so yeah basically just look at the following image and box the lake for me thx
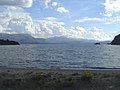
[0,44,120,70]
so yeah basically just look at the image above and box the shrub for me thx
[31,73,46,81]
[114,73,120,78]
[81,71,93,81]
[101,73,111,78]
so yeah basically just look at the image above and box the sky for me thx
[0,0,120,41]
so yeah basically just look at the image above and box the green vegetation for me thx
[0,71,120,90]
[81,71,93,81]
[114,73,120,78]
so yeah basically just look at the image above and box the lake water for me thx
[0,44,120,70]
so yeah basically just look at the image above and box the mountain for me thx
[111,34,120,45]
[45,36,97,44]
[0,33,46,44]
[46,36,75,43]
[0,34,101,44]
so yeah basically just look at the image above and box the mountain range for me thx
[0,33,111,44]
[0,33,45,44]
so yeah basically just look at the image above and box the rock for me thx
[95,43,100,45]
[0,39,20,45]
[111,34,120,45]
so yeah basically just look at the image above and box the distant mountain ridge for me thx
[0,33,46,44]
[46,36,98,44]
[0,33,103,44]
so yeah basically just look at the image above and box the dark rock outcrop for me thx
[95,43,100,45]
[0,39,20,45]
[111,34,120,45]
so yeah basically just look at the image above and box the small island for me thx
[0,39,20,45]
[95,43,100,45]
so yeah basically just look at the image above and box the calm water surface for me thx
[0,44,120,70]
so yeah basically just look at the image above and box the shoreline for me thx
[0,67,120,74]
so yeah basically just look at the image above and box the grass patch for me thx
[114,73,120,78]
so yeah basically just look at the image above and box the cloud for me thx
[64,26,110,41]
[0,6,110,41]
[75,17,102,23]
[65,26,88,39]
[44,17,58,21]
[75,16,120,24]
[42,0,58,8]
[44,0,51,8]
[0,6,34,34]
[0,25,5,33]
[51,2,58,7]
[104,0,120,17]
[0,0,32,8]
[87,27,111,41]
[33,20,65,38]
[56,7,69,13]
[33,20,111,41]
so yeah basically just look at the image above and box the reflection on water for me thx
[0,44,120,70]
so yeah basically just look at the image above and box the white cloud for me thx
[33,20,65,38]
[64,26,110,41]
[88,28,111,41]
[42,0,58,8]
[32,21,111,41]
[75,16,120,24]
[105,16,120,24]
[0,25,5,33]
[0,6,110,41]
[104,0,120,17]
[44,0,51,8]
[0,6,34,34]
[0,0,32,8]
[51,2,58,7]
[65,26,88,39]
[44,17,58,21]
[75,17,102,23]
[56,7,69,13]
